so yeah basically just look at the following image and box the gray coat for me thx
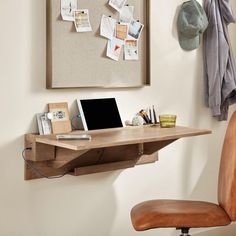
[203,0,236,121]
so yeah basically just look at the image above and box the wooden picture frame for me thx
[46,0,150,88]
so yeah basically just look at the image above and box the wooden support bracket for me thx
[24,134,166,180]
[24,134,55,161]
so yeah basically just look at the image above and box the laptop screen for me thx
[77,98,123,130]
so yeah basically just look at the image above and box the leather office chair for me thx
[131,111,236,236]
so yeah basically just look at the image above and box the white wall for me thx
[0,0,236,235]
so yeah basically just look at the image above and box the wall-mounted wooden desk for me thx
[24,125,211,180]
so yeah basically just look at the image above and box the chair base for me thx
[178,228,190,236]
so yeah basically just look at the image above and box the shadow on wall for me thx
[25,171,120,236]
[29,0,47,94]
[171,3,181,40]
[0,135,118,236]
[1,138,121,235]
[178,33,219,200]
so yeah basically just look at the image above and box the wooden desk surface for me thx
[35,125,211,151]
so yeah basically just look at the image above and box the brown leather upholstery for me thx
[131,200,231,231]
[218,111,236,221]
[131,112,236,232]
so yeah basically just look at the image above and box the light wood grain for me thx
[35,126,211,151]
[48,102,72,134]
[72,160,137,176]
[137,153,158,165]
[24,134,55,161]
[24,125,211,180]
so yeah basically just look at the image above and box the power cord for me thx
[22,148,69,179]
[96,148,105,164]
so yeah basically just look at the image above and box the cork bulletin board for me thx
[46,0,150,88]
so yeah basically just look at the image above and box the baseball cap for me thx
[177,0,208,51]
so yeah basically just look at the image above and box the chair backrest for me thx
[218,111,236,221]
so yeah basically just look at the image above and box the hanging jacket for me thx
[203,0,236,121]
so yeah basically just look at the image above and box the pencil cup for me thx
[159,115,176,128]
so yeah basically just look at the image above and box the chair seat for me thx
[131,200,231,231]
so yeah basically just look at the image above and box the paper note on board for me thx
[61,0,77,21]
[128,19,144,40]
[100,15,116,40]
[106,37,123,61]
[119,5,134,23]
[115,23,128,40]
[124,39,138,60]
[74,9,92,32]
[108,0,127,12]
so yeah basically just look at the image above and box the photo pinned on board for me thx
[119,5,134,23]
[61,0,77,21]
[74,9,92,32]
[115,23,128,40]
[108,0,127,12]
[128,19,144,40]
[124,39,138,60]
[106,37,124,61]
[100,15,117,40]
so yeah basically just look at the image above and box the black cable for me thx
[96,148,105,164]
[22,148,69,179]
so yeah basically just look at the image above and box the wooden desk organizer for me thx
[24,126,211,180]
